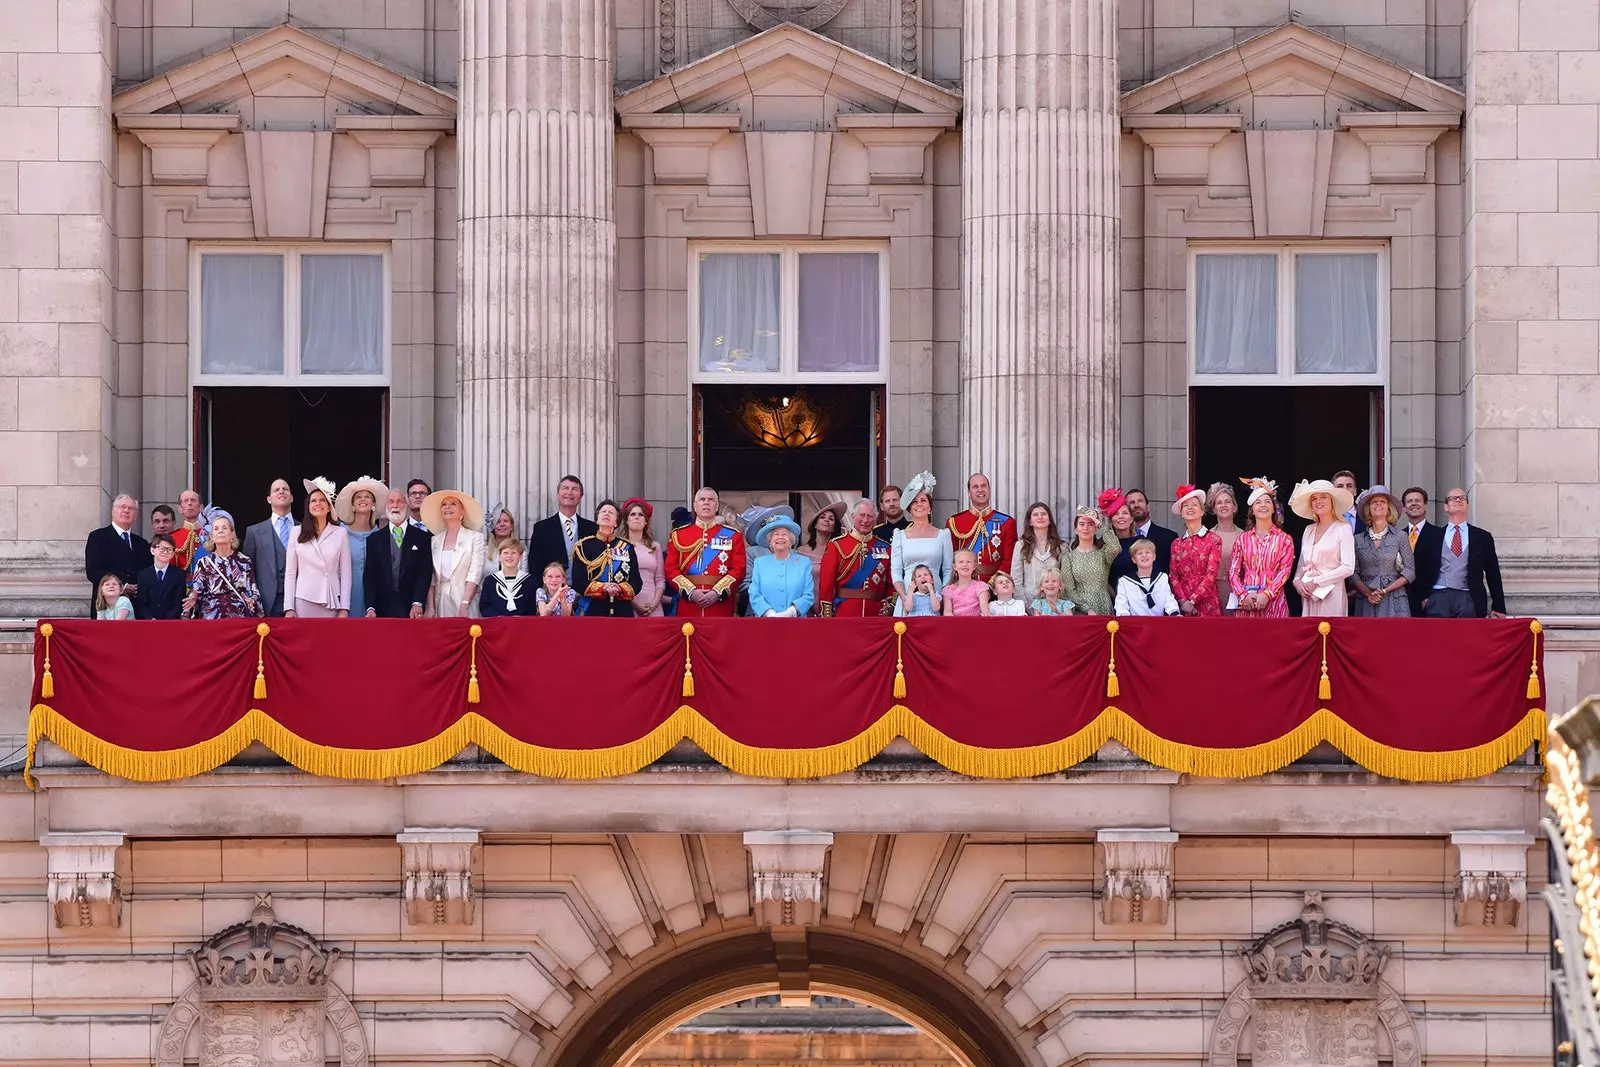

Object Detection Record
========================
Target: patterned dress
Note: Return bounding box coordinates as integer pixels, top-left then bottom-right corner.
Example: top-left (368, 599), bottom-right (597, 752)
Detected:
top-left (189, 551), bottom-right (262, 619)
top-left (1060, 539), bottom-right (1122, 616)
top-left (1350, 525), bottom-right (1416, 617)
top-left (1229, 526), bottom-right (1296, 619)
top-left (1169, 528), bottom-right (1223, 616)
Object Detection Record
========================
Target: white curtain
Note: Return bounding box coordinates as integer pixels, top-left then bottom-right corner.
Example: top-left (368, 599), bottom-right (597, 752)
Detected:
top-left (200, 254), bottom-right (284, 374)
top-left (798, 252), bottom-right (880, 373)
top-left (300, 254), bottom-right (385, 375)
top-left (1295, 253), bottom-right (1379, 374)
top-left (698, 252), bottom-right (781, 374)
top-left (1194, 254), bottom-right (1277, 375)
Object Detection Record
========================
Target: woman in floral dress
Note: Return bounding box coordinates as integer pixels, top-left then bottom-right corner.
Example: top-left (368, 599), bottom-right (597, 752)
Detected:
top-left (183, 514), bottom-right (263, 619)
top-left (1058, 506), bottom-right (1121, 616)
top-left (1229, 477), bottom-right (1295, 619)
top-left (1168, 484), bottom-right (1222, 616)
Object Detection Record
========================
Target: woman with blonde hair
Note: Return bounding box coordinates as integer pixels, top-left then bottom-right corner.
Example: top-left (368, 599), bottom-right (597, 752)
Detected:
top-left (183, 512), bottom-right (263, 619)
top-left (1350, 485), bottom-right (1415, 617)
top-left (334, 475), bottom-right (386, 620)
top-left (485, 504), bottom-right (525, 575)
top-left (1206, 481), bottom-right (1242, 612)
top-left (1290, 478), bottom-right (1356, 617)
top-left (423, 490), bottom-right (487, 618)
top-left (284, 477), bottom-right (352, 618)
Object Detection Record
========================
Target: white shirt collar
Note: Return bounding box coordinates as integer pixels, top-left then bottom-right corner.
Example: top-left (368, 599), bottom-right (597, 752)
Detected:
top-left (111, 522), bottom-right (132, 536)
top-left (1136, 521), bottom-right (1150, 536)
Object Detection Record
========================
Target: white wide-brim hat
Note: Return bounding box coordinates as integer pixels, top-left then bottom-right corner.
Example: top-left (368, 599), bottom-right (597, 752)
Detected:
top-left (334, 476), bottom-right (389, 525)
top-left (420, 490), bottom-right (486, 532)
top-left (1288, 479), bottom-right (1355, 521)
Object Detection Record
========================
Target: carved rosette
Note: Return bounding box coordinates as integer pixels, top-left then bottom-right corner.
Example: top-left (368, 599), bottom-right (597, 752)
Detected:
top-left (727, 0), bottom-right (852, 31)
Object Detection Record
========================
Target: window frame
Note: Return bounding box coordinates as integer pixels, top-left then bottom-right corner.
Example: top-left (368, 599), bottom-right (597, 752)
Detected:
top-left (1185, 242), bottom-right (1389, 387)
top-left (687, 241), bottom-right (891, 385)
top-left (189, 243), bottom-right (393, 387)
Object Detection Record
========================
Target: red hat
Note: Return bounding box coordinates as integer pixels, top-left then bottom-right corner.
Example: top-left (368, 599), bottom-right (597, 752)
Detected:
top-left (1097, 487), bottom-right (1127, 516)
top-left (622, 497), bottom-right (653, 519)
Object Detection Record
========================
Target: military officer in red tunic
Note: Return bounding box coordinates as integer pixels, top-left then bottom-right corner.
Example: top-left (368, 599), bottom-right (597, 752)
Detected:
top-left (945, 473), bottom-right (1016, 583)
top-left (817, 499), bottom-right (893, 617)
top-left (666, 486), bottom-right (747, 618)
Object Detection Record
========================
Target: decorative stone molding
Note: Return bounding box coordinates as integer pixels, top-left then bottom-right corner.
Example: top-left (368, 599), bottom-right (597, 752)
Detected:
top-left (41, 832), bottom-right (125, 929)
top-left (193, 893), bottom-right (340, 1001)
top-left (337, 116), bottom-right (452, 187)
top-left (837, 114), bottom-right (956, 184)
top-left (1125, 115), bottom-right (1242, 186)
top-left (728, 0), bottom-right (851, 31)
top-left (748, 131), bottom-right (833, 236)
top-left (1242, 891), bottom-right (1389, 999)
top-left (1451, 830), bottom-right (1533, 927)
top-left (1339, 113), bottom-right (1457, 184)
top-left (744, 830), bottom-right (834, 927)
top-left (398, 828), bottom-right (481, 927)
top-left (623, 115), bottom-right (741, 184)
top-left (120, 115), bottom-right (240, 185)
top-left (1096, 829), bottom-right (1177, 925)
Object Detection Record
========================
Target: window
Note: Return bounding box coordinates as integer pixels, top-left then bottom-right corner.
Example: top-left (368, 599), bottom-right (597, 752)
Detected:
top-left (192, 246), bottom-right (389, 384)
top-left (691, 244), bottom-right (888, 382)
top-left (1189, 245), bottom-right (1384, 384)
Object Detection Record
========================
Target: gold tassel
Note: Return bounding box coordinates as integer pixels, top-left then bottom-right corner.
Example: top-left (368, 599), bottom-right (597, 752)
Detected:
top-left (467, 623), bottom-right (483, 704)
top-left (893, 621), bottom-right (908, 700)
top-left (254, 622), bottom-right (270, 700)
top-left (1528, 620), bottom-right (1543, 700)
top-left (1104, 620), bottom-right (1120, 699)
top-left (38, 623), bottom-right (54, 699)
top-left (1317, 620), bottom-right (1331, 702)
top-left (681, 622), bottom-right (696, 698)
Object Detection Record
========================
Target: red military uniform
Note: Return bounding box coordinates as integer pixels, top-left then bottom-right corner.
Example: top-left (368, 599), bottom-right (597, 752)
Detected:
top-left (946, 507), bottom-right (1017, 582)
top-left (172, 522), bottom-right (203, 572)
top-left (817, 530), bottom-right (892, 617)
top-left (666, 520), bottom-right (746, 618)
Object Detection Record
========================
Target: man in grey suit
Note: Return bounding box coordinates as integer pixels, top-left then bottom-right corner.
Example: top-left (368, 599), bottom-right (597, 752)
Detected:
top-left (241, 478), bottom-right (295, 617)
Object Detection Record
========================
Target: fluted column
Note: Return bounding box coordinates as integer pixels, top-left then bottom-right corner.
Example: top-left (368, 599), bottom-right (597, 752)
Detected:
top-left (960, 0), bottom-right (1120, 517)
top-left (457, 0), bottom-right (615, 518)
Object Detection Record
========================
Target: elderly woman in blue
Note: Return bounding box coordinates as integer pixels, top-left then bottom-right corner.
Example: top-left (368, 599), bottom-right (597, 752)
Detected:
top-left (747, 512), bottom-right (815, 618)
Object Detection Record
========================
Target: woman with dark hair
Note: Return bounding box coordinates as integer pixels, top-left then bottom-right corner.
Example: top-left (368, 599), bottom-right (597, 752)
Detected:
top-left (1058, 506), bottom-right (1121, 616)
top-left (1230, 477), bottom-right (1295, 619)
top-left (623, 498), bottom-right (665, 617)
top-left (800, 501), bottom-right (846, 611)
top-left (284, 477), bottom-right (352, 618)
top-left (571, 499), bottom-right (640, 617)
top-left (1009, 502), bottom-right (1065, 603)
top-left (1101, 487), bottom-right (1140, 591)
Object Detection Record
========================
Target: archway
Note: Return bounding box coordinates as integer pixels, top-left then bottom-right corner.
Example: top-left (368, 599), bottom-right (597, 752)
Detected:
top-left (545, 931), bottom-right (1031, 1067)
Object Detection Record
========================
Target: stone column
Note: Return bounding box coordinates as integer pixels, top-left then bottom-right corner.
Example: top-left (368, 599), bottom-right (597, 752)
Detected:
top-left (456, 0), bottom-right (615, 520)
top-left (959, 0), bottom-right (1120, 517)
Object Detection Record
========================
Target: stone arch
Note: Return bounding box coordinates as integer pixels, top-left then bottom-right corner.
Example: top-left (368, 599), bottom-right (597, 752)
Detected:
top-left (542, 930), bottom-right (1031, 1067)
top-left (1207, 981), bottom-right (1420, 1067)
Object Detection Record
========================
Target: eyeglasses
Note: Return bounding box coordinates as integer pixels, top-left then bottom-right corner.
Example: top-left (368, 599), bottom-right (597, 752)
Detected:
top-left (1445, 495), bottom-right (1468, 503)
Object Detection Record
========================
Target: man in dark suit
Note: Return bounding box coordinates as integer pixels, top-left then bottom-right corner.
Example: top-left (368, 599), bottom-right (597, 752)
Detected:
top-left (85, 494), bottom-right (151, 611)
top-left (133, 534), bottom-right (186, 619)
top-left (364, 489), bottom-right (434, 618)
top-left (1400, 487), bottom-right (1434, 616)
top-left (527, 474), bottom-right (597, 578)
top-left (241, 478), bottom-right (295, 617)
top-left (1412, 487), bottom-right (1506, 618)
top-left (1125, 488), bottom-right (1178, 572)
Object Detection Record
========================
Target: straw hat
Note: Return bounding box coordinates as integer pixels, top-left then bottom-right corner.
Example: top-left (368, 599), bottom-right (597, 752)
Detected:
top-left (1170, 483), bottom-right (1207, 515)
top-left (1288, 479), bottom-right (1355, 521)
top-left (1356, 484), bottom-right (1402, 524)
top-left (420, 489), bottom-right (486, 532)
top-left (334, 476), bottom-right (389, 525)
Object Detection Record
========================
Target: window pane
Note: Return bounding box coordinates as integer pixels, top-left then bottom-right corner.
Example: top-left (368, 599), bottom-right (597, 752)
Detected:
top-left (1295, 253), bottom-right (1379, 374)
top-left (798, 252), bottom-right (880, 373)
top-left (1194, 254), bottom-right (1277, 374)
top-left (200, 254), bottom-right (284, 375)
top-left (698, 252), bottom-right (781, 374)
top-left (301, 254), bottom-right (385, 375)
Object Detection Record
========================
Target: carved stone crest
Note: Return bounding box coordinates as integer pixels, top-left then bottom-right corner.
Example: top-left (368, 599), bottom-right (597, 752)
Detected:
top-left (726, 0), bottom-right (852, 31)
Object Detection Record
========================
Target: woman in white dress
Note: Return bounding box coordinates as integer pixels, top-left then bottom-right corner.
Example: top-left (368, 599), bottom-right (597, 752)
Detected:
top-left (890, 471), bottom-right (952, 617)
top-left (423, 490), bottom-right (487, 618)
top-left (1289, 479), bottom-right (1356, 617)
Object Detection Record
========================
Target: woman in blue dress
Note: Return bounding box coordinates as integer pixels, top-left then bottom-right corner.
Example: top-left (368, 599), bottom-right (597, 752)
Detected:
top-left (335, 476), bottom-right (387, 620)
top-left (747, 513), bottom-right (814, 617)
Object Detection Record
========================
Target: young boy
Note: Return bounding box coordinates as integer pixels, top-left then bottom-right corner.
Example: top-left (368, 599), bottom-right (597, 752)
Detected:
top-left (479, 540), bottom-right (537, 617)
top-left (134, 533), bottom-right (186, 619)
top-left (1114, 538), bottom-right (1181, 617)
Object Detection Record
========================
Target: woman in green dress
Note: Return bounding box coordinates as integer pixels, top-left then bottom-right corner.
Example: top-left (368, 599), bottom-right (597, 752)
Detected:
top-left (1058, 505), bottom-right (1122, 616)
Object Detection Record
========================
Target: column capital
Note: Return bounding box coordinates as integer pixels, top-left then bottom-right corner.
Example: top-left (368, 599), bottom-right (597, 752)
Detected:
top-left (1450, 830), bottom-right (1533, 927)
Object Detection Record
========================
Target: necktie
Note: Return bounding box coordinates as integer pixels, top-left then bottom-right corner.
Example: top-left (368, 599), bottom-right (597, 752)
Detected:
top-left (1450, 526), bottom-right (1463, 557)
top-left (277, 516), bottom-right (289, 548)
top-left (1408, 524), bottom-right (1419, 550)
top-left (121, 530), bottom-right (131, 549)
top-left (563, 516), bottom-right (574, 548)
top-left (393, 525), bottom-right (404, 548)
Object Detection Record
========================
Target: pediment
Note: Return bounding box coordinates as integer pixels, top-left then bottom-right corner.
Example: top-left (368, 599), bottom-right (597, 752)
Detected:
top-left (1121, 22), bottom-right (1464, 124)
top-left (112, 24), bottom-right (455, 125)
top-left (615, 23), bottom-right (960, 129)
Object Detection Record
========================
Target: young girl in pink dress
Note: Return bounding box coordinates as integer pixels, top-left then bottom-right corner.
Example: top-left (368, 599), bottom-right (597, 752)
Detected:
top-left (942, 549), bottom-right (990, 616)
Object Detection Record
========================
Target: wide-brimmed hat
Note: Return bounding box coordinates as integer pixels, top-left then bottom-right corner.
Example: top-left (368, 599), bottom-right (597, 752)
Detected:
top-left (812, 500), bottom-right (849, 529)
top-left (334, 476), bottom-right (389, 524)
top-left (743, 505), bottom-right (795, 546)
top-left (420, 489), bottom-right (486, 532)
top-left (1356, 484), bottom-right (1402, 523)
top-left (1170, 483), bottom-right (1207, 515)
top-left (302, 476), bottom-right (337, 504)
top-left (755, 515), bottom-right (804, 549)
top-left (1288, 479), bottom-right (1355, 521)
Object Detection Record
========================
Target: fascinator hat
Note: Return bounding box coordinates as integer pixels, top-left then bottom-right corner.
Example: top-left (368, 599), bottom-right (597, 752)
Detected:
top-left (1240, 476), bottom-right (1278, 509)
top-left (1096, 487), bottom-right (1127, 518)
top-left (1075, 505), bottom-right (1103, 527)
top-left (902, 471), bottom-right (937, 504)
top-left (1170, 483), bottom-right (1207, 515)
top-left (302, 475), bottom-right (337, 504)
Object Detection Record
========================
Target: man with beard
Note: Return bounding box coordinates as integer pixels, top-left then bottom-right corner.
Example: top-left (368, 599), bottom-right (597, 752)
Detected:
top-left (1124, 488), bottom-right (1176, 573)
top-left (363, 489), bottom-right (434, 618)
top-left (874, 484), bottom-right (908, 541)
top-left (820, 499), bottom-right (893, 617)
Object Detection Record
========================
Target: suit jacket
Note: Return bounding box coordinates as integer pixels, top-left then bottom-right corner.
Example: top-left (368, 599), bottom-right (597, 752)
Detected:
top-left (241, 514), bottom-right (293, 617)
top-left (364, 524), bottom-right (434, 617)
top-left (284, 523), bottom-right (353, 611)
top-left (133, 564), bottom-right (185, 619)
top-left (1411, 522), bottom-right (1507, 618)
top-left (528, 512), bottom-right (597, 579)
top-left (85, 525), bottom-right (151, 587)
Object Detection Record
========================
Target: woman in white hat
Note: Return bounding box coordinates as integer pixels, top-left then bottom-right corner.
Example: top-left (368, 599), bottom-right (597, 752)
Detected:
top-left (890, 472), bottom-right (952, 617)
top-left (1290, 478), bottom-right (1356, 617)
top-left (1231, 477), bottom-right (1295, 618)
top-left (422, 490), bottom-right (487, 618)
top-left (334, 476), bottom-right (386, 620)
top-left (284, 477), bottom-right (352, 618)
top-left (1350, 485), bottom-right (1415, 617)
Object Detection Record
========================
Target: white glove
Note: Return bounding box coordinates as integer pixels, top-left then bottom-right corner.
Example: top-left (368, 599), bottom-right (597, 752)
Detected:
top-left (783, 605), bottom-right (799, 618)
top-left (763, 608), bottom-right (778, 618)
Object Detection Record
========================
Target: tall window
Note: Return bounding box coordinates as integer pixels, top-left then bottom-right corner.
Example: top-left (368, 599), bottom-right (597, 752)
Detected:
top-left (192, 246), bottom-right (389, 385)
top-left (1188, 245), bottom-right (1384, 384)
top-left (691, 244), bottom-right (887, 382)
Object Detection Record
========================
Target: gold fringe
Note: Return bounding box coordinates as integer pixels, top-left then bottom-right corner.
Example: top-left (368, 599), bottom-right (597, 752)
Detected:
top-left (1529, 619), bottom-right (1543, 700)
top-left (893, 621), bottom-right (907, 700)
top-left (1104, 620), bottom-right (1120, 699)
top-left (38, 622), bottom-right (54, 700)
top-left (253, 622), bottom-right (270, 700)
top-left (467, 624), bottom-right (483, 705)
top-left (1317, 620), bottom-right (1332, 702)
top-left (680, 622), bottom-right (696, 698)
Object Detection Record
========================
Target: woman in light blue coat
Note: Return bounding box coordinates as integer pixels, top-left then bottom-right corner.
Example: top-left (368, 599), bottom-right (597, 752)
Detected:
top-left (747, 515), bottom-right (815, 617)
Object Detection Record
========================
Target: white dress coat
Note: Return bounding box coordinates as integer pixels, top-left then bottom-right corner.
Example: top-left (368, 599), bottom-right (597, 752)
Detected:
top-left (431, 527), bottom-right (487, 618)
top-left (283, 523), bottom-right (353, 611)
